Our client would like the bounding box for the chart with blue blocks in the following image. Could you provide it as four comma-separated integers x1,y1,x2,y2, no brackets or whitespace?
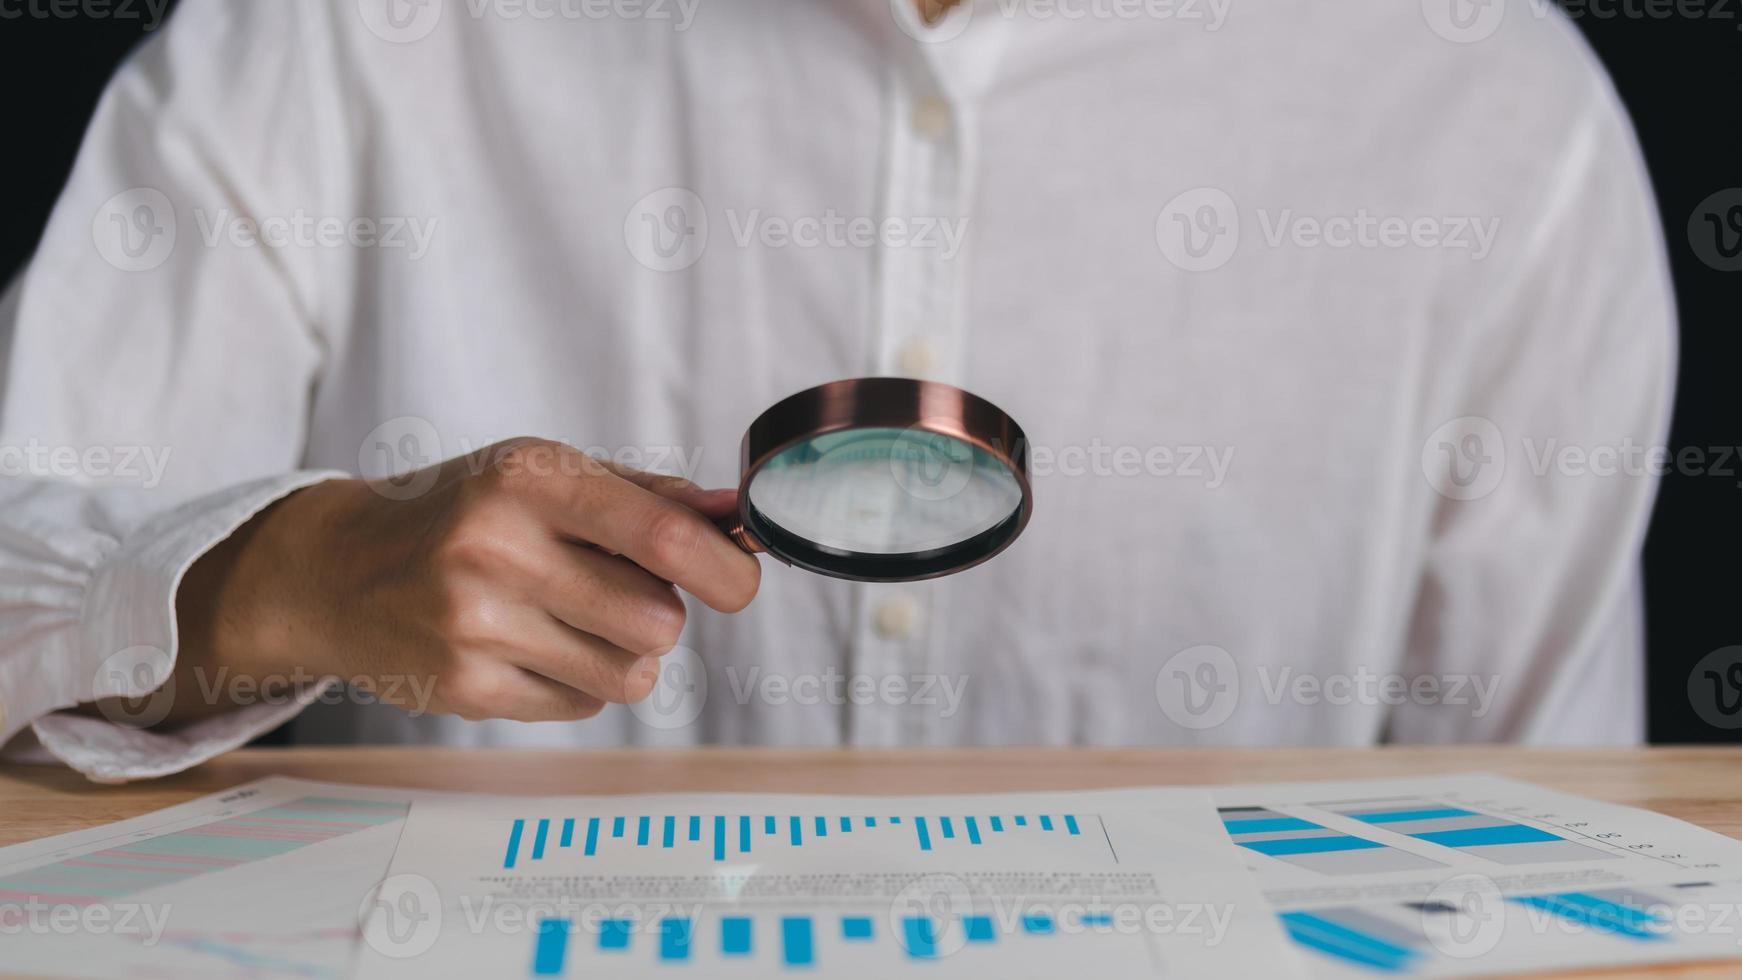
501,810,1101,869
1314,798,1613,865
1278,886,1689,975
526,909,1121,975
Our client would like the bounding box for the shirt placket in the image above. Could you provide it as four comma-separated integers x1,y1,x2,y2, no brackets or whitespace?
847,9,1004,747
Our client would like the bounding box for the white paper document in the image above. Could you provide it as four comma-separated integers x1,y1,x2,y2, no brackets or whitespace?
1209,774,1742,977
0,776,438,979
352,788,1306,979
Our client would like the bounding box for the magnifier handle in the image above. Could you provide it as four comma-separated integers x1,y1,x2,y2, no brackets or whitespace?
715,514,765,555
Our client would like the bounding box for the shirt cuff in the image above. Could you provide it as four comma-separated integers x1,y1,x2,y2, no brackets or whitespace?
0,470,345,782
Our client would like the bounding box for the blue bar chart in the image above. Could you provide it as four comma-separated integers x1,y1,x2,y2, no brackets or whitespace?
500,809,1099,869
527,908,1118,975
1278,887,1674,975
1218,807,1442,875
1314,798,1613,865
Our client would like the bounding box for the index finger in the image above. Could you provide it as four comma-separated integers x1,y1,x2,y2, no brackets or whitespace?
529,454,760,613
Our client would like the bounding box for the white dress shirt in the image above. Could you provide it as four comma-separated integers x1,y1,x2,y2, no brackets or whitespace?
0,0,1673,781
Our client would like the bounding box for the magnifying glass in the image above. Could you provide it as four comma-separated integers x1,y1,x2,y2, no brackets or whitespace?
717,378,1032,582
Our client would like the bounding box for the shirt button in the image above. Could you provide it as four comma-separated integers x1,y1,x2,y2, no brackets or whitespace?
872,594,924,641
897,338,940,378
911,96,953,142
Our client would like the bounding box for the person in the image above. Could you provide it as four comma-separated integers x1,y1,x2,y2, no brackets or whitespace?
0,0,1673,782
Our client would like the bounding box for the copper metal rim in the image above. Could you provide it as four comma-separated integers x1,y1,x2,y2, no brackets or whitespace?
729,377,1033,583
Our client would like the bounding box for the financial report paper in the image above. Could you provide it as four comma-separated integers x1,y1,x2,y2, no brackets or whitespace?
352,788,1305,979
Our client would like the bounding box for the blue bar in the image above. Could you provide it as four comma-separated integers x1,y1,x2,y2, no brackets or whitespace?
1414,825,1562,848
941,817,955,839
721,916,752,956
505,819,525,869
1354,807,1476,825
1511,894,1665,941
599,919,632,951
866,817,877,828
841,816,852,833
765,816,776,835
584,817,599,856
842,916,873,940
916,816,933,851
990,816,1004,832
659,918,693,961
966,816,982,844
1022,914,1055,935
1280,914,1416,973
532,918,569,975
689,815,701,841
1223,816,1319,834
1065,815,1081,836
790,816,802,846
612,816,625,838
890,816,902,824
964,915,995,942
740,815,751,853
714,815,726,861
902,917,938,959
560,818,574,847
1279,912,1418,971
1239,835,1385,856
532,818,550,860
782,917,814,967
662,815,675,848
1015,815,1028,827
816,816,828,837
637,816,650,846
1040,815,1054,831
1081,913,1113,927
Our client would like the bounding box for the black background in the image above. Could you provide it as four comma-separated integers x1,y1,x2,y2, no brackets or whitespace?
1,3,1736,743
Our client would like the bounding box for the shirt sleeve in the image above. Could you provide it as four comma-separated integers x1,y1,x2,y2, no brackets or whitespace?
1389,70,1676,745
0,0,354,781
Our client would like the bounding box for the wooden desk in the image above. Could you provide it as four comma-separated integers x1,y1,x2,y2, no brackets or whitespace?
3,746,1741,978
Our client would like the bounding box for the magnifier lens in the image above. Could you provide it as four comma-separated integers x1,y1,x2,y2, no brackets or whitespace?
745,426,1023,556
